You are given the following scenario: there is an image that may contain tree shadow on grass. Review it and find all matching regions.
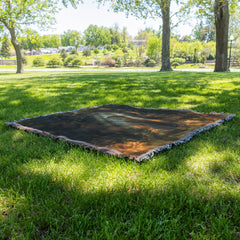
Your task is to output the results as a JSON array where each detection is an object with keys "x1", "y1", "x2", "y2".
[
  {"x1": 0, "y1": 137, "x2": 240, "y2": 239},
  {"x1": 1, "y1": 71, "x2": 240, "y2": 239},
  {"x1": 1, "y1": 71, "x2": 239, "y2": 171}
]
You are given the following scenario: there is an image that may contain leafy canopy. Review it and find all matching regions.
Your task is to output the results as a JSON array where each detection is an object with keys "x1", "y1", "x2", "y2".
[{"x1": 0, "y1": 0, "x2": 61, "y2": 31}]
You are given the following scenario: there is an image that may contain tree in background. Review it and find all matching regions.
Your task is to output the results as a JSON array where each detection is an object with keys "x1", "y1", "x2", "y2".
[
  {"x1": 146, "y1": 36, "x2": 162, "y2": 63},
  {"x1": 96, "y1": 0, "x2": 180, "y2": 71},
  {"x1": 134, "y1": 28, "x2": 154, "y2": 43},
  {"x1": 121, "y1": 27, "x2": 129, "y2": 45},
  {"x1": 84, "y1": 25, "x2": 111, "y2": 47},
  {"x1": 193, "y1": 20, "x2": 215, "y2": 42},
  {"x1": 41, "y1": 34, "x2": 62, "y2": 48},
  {"x1": 0, "y1": 0, "x2": 83, "y2": 73},
  {"x1": 229, "y1": 5, "x2": 240, "y2": 41},
  {"x1": 1, "y1": 36, "x2": 11, "y2": 59},
  {"x1": 109, "y1": 24, "x2": 121, "y2": 46},
  {"x1": 0, "y1": 0, "x2": 61, "y2": 73},
  {"x1": 61, "y1": 30, "x2": 83, "y2": 49},
  {"x1": 188, "y1": 0, "x2": 239, "y2": 72},
  {"x1": 21, "y1": 29, "x2": 42, "y2": 51}
]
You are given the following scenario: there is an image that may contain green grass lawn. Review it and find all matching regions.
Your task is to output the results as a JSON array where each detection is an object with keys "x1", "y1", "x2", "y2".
[{"x1": 0, "y1": 71, "x2": 239, "y2": 239}]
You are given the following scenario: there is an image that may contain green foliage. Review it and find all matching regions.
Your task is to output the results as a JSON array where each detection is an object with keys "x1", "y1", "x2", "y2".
[
  {"x1": 60, "y1": 49, "x2": 68, "y2": 60},
  {"x1": 64, "y1": 55, "x2": 83, "y2": 67},
  {"x1": 84, "y1": 25, "x2": 111, "y2": 47},
  {"x1": 193, "y1": 21, "x2": 215, "y2": 42},
  {"x1": 144, "y1": 58, "x2": 156, "y2": 67},
  {"x1": 93, "y1": 48, "x2": 100, "y2": 54},
  {"x1": 103, "y1": 49, "x2": 108, "y2": 55},
  {"x1": 122, "y1": 47, "x2": 128, "y2": 53},
  {"x1": 82, "y1": 49, "x2": 91, "y2": 57},
  {"x1": 112, "y1": 43, "x2": 119, "y2": 51},
  {"x1": 112, "y1": 55, "x2": 123, "y2": 67},
  {"x1": 64, "y1": 55, "x2": 76, "y2": 66},
  {"x1": 146, "y1": 36, "x2": 161, "y2": 63},
  {"x1": 109, "y1": 24, "x2": 121, "y2": 45},
  {"x1": 71, "y1": 57, "x2": 83, "y2": 67},
  {"x1": 170, "y1": 58, "x2": 186, "y2": 65},
  {"x1": 94, "y1": 58, "x2": 101, "y2": 66},
  {"x1": 0, "y1": 1, "x2": 60, "y2": 32},
  {"x1": 33, "y1": 56, "x2": 45, "y2": 67},
  {"x1": 0, "y1": 72, "x2": 240, "y2": 239},
  {"x1": 133, "y1": 58, "x2": 144, "y2": 67},
  {"x1": 0, "y1": 37, "x2": 11, "y2": 59},
  {"x1": 61, "y1": 30, "x2": 83, "y2": 49},
  {"x1": 171, "y1": 62, "x2": 180, "y2": 68},
  {"x1": 19, "y1": 29, "x2": 42, "y2": 51},
  {"x1": 102, "y1": 57, "x2": 116, "y2": 67},
  {"x1": 22, "y1": 56, "x2": 28, "y2": 65},
  {"x1": 40, "y1": 34, "x2": 61, "y2": 48},
  {"x1": 47, "y1": 57, "x2": 63, "y2": 68},
  {"x1": 106, "y1": 44, "x2": 112, "y2": 51},
  {"x1": 114, "y1": 49, "x2": 124, "y2": 55},
  {"x1": 70, "y1": 48, "x2": 78, "y2": 55}
]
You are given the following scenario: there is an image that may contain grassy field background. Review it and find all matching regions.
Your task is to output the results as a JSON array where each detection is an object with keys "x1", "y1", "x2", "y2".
[{"x1": 0, "y1": 71, "x2": 239, "y2": 239}]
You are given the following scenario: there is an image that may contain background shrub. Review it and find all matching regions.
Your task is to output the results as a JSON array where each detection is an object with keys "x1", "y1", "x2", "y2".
[
  {"x1": 112, "y1": 55, "x2": 123, "y2": 67},
  {"x1": 64, "y1": 56, "x2": 75, "y2": 66},
  {"x1": 47, "y1": 57, "x2": 63, "y2": 68},
  {"x1": 94, "y1": 58, "x2": 101, "y2": 66},
  {"x1": 170, "y1": 58, "x2": 185, "y2": 65},
  {"x1": 22, "y1": 56, "x2": 28, "y2": 65},
  {"x1": 70, "y1": 48, "x2": 78, "y2": 55},
  {"x1": 102, "y1": 57, "x2": 116, "y2": 67},
  {"x1": 144, "y1": 58, "x2": 156, "y2": 67},
  {"x1": 71, "y1": 57, "x2": 83, "y2": 67},
  {"x1": 93, "y1": 48, "x2": 99, "y2": 54},
  {"x1": 60, "y1": 49, "x2": 68, "y2": 60},
  {"x1": 133, "y1": 58, "x2": 143, "y2": 67},
  {"x1": 33, "y1": 56, "x2": 45, "y2": 67},
  {"x1": 82, "y1": 49, "x2": 91, "y2": 57},
  {"x1": 171, "y1": 62, "x2": 180, "y2": 68}
]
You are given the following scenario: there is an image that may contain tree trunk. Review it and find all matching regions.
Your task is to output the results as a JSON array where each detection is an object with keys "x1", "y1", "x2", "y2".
[
  {"x1": 160, "y1": 0, "x2": 172, "y2": 71},
  {"x1": 9, "y1": 27, "x2": 24, "y2": 73},
  {"x1": 214, "y1": 0, "x2": 229, "y2": 72}
]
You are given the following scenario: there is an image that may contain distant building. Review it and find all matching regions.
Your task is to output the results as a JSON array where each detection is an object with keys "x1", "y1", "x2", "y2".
[
  {"x1": 39, "y1": 48, "x2": 58, "y2": 54},
  {"x1": 58, "y1": 46, "x2": 75, "y2": 53},
  {"x1": 132, "y1": 40, "x2": 147, "y2": 47}
]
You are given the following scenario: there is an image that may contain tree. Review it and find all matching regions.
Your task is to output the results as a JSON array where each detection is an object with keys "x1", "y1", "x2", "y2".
[
  {"x1": 109, "y1": 24, "x2": 121, "y2": 45},
  {"x1": 84, "y1": 25, "x2": 111, "y2": 47},
  {"x1": 1, "y1": 36, "x2": 11, "y2": 59},
  {"x1": 0, "y1": 0, "x2": 82, "y2": 73},
  {"x1": 40, "y1": 34, "x2": 61, "y2": 48},
  {"x1": 188, "y1": 0, "x2": 239, "y2": 72},
  {"x1": 20, "y1": 29, "x2": 42, "y2": 51},
  {"x1": 146, "y1": 36, "x2": 162, "y2": 63},
  {"x1": 121, "y1": 27, "x2": 129, "y2": 44},
  {"x1": 193, "y1": 21, "x2": 215, "y2": 42},
  {"x1": 134, "y1": 28, "x2": 154, "y2": 44},
  {"x1": 96, "y1": 0, "x2": 177, "y2": 71},
  {"x1": 229, "y1": 5, "x2": 240, "y2": 40},
  {"x1": 61, "y1": 30, "x2": 83, "y2": 49},
  {"x1": 214, "y1": 0, "x2": 229, "y2": 71}
]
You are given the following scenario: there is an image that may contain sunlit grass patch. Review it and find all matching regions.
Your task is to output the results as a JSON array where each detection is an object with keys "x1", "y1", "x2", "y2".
[{"x1": 0, "y1": 71, "x2": 239, "y2": 239}]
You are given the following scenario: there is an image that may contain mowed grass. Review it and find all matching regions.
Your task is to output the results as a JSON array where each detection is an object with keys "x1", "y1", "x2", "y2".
[{"x1": 0, "y1": 71, "x2": 239, "y2": 239}]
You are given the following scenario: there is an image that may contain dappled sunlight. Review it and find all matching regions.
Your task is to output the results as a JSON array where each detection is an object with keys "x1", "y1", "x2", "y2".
[{"x1": 0, "y1": 71, "x2": 239, "y2": 239}]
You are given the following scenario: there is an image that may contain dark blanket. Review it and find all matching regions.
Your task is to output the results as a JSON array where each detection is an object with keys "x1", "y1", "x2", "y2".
[{"x1": 5, "y1": 104, "x2": 235, "y2": 162}]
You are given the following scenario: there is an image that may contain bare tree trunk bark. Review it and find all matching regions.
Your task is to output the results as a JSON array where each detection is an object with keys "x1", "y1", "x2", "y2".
[
  {"x1": 9, "y1": 27, "x2": 24, "y2": 73},
  {"x1": 160, "y1": 0, "x2": 172, "y2": 71},
  {"x1": 214, "y1": 0, "x2": 229, "y2": 72}
]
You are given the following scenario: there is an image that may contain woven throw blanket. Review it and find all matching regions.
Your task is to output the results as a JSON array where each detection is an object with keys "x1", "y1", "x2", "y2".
[{"x1": 5, "y1": 104, "x2": 235, "y2": 162}]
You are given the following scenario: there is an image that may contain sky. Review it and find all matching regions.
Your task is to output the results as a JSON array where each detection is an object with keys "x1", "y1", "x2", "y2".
[{"x1": 40, "y1": 1, "x2": 195, "y2": 37}]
